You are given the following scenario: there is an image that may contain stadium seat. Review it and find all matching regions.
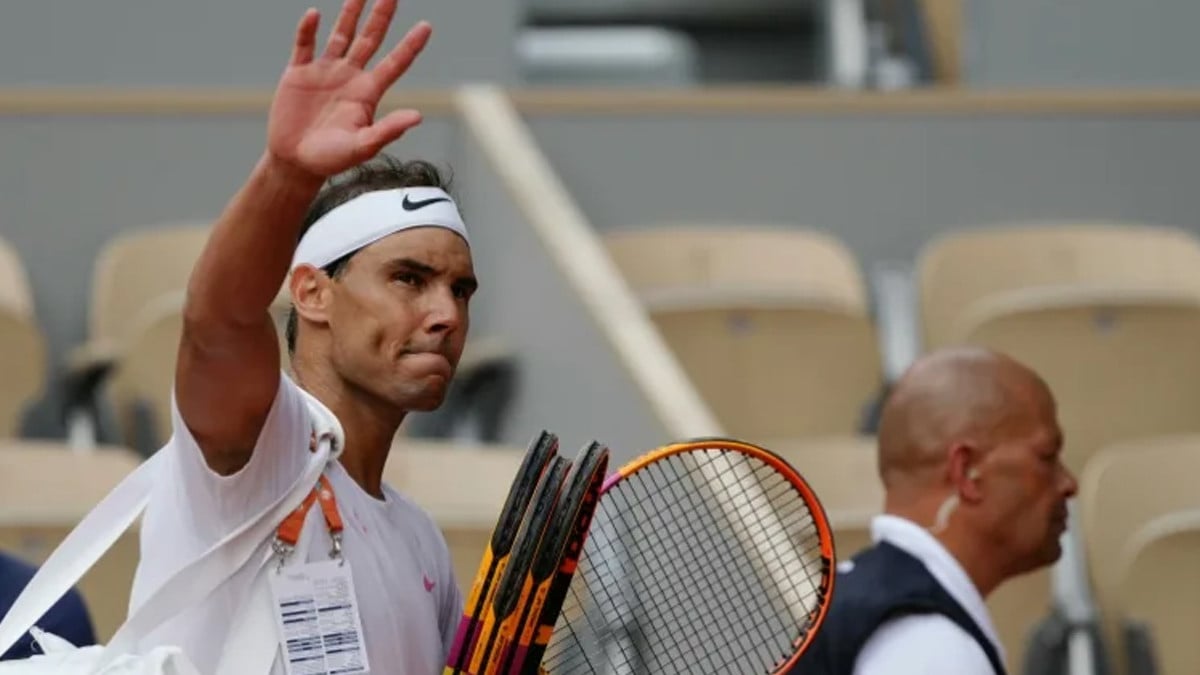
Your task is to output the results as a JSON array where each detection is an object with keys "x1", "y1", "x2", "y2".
[
  {"x1": 604, "y1": 226, "x2": 883, "y2": 441},
  {"x1": 65, "y1": 225, "x2": 293, "y2": 453},
  {"x1": 97, "y1": 290, "x2": 293, "y2": 455},
  {"x1": 917, "y1": 221, "x2": 1200, "y2": 350},
  {"x1": 0, "y1": 236, "x2": 47, "y2": 438},
  {"x1": 0, "y1": 440, "x2": 143, "y2": 641},
  {"x1": 1079, "y1": 435, "x2": 1200, "y2": 674},
  {"x1": 1114, "y1": 510, "x2": 1200, "y2": 675},
  {"x1": 64, "y1": 225, "x2": 212, "y2": 448},
  {"x1": 769, "y1": 434, "x2": 1049, "y2": 673},
  {"x1": 953, "y1": 285, "x2": 1200, "y2": 475}
]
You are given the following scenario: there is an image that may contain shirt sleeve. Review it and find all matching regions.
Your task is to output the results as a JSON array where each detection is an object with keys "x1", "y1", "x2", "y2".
[
  {"x1": 853, "y1": 614, "x2": 998, "y2": 675},
  {"x1": 131, "y1": 373, "x2": 314, "y2": 608}
]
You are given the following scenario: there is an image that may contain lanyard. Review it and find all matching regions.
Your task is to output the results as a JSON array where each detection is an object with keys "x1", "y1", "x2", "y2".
[{"x1": 273, "y1": 474, "x2": 345, "y2": 567}]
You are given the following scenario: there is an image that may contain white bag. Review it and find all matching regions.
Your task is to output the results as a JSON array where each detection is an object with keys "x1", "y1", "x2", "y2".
[{"x1": 0, "y1": 391, "x2": 343, "y2": 675}]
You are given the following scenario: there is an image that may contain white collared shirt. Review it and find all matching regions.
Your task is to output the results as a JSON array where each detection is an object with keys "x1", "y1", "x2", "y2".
[{"x1": 849, "y1": 514, "x2": 1005, "y2": 675}]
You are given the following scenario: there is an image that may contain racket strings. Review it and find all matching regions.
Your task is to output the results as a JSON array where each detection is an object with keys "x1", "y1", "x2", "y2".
[
  {"x1": 640, "y1": 454, "x2": 821, "y2": 673},
  {"x1": 543, "y1": 449, "x2": 828, "y2": 675},
  {"x1": 637, "y1": 461, "x2": 799, "y2": 672}
]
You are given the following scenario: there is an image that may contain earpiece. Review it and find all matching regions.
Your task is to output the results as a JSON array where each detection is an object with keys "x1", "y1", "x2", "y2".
[{"x1": 967, "y1": 467, "x2": 981, "y2": 481}]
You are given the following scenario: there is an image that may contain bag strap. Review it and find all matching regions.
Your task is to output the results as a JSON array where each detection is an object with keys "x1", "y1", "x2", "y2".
[
  {"x1": 0, "y1": 450, "x2": 163, "y2": 657},
  {"x1": 93, "y1": 420, "x2": 338, "y2": 671}
]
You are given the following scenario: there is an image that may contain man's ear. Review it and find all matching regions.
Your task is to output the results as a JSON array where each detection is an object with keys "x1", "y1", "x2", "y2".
[
  {"x1": 289, "y1": 265, "x2": 334, "y2": 327},
  {"x1": 948, "y1": 441, "x2": 985, "y2": 504}
]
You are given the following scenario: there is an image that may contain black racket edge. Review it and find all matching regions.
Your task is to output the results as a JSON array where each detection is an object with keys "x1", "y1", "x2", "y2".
[
  {"x1": 529, "y1": 442, "x2": 610, "y2": 582},
  {"x1": 514, "y1": 441, "x2": 610, "y2": 675},
  {"x1": 494, "y1": 430, "x2": 561, "y2": 554},
  {"x1": 495, "y1": 446, "x2": 601, "y2": 675},
  {"x1": 477, "y1": 456, "x2": 572, "y2": 672},
  {"x1": 451, "y1": 430, "x2": 558, "y2": 673},
  {"x1": 492, "y1": 455, "x2": 572, "y2": 618}
]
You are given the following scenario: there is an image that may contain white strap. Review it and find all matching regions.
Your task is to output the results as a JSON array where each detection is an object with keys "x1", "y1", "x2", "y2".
[
  {"x1": 93, "y1": 434, "x2": 333, "y2": 672},
  {"x1": 0, "y1": 451, "x2": 162, "y2": 657},
  {"x1": 0, "y1": 384, "x2": 345, "y2": 673}
]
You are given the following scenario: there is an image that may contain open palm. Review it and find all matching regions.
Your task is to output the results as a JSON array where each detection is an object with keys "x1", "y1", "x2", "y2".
[{"x1": 268, "y1": 0, "x2": 431, "y2": 179}]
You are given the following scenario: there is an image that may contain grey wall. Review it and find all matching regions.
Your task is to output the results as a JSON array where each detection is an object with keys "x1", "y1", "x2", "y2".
[
  {"x1": 0, "y1": 113, "x2": 456, "y2": 370},
  {"x1": 0, "y1": 0, "x2": 517, "y2": 87},
  {"x1": 450, "y1": 126, "x2": 671, "y2": 462},
  {"x1": 526, "y1": 112, "x2": 1200, "y2": 270},
  {"x1": 966, "y1": 0, "x2": 1200, "y2": 87}
]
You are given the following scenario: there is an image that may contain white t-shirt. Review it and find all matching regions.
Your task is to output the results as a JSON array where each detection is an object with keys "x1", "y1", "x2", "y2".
[{"x1": 128, "y1": 374, "x2": 463, "y2": 675}]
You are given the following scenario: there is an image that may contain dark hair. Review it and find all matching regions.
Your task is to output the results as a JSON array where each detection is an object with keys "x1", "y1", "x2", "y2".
[{"x1": 285, "y1": 155, "x2": 455, "y2": 355}]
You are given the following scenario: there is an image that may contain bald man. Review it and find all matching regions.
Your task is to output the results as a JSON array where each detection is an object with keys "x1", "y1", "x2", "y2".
[{"x1": 795, "y1": 347, "x2": 1077, "y2": 675}]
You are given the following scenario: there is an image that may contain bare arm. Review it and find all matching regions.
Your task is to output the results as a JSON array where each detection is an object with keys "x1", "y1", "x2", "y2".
[{"x1": 177, "y1": 0, "x2": 432, "y2": 475}]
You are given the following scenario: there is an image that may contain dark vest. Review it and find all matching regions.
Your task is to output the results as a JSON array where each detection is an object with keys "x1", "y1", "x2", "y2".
[{"x1": 792, "y1": 541, "x2": 1006, "y2": 675}]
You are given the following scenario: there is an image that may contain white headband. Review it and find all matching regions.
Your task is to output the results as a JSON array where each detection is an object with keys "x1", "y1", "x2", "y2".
[{"x1": 291, "y1": 187, "x2": 470, "y2": 270}]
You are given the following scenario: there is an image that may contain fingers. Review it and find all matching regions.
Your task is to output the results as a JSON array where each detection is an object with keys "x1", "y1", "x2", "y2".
[
  {"x1": 289, "y1": 8, "x2": 320, "y2": 66},
  {"x1": 346, "y1": 0, "x2": 398, "y2": 67},
  {"x1": 369, "y1": 21, "x2": 432, "y2": 95},
  {"x1": 322, "y1": 0, "x2": 366, "y2": 59},
  {"x1": 357, "y1": 108, "x2": 423, "y2": 157}
]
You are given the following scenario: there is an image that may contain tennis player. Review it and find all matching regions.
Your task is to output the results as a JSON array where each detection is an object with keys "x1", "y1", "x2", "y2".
[
  {"x1": 796, "y1": 347, "x2": 1077, "y2": 675},
  {"x1": 126, "y1": 2, "x2": 472, "y2": 673}
]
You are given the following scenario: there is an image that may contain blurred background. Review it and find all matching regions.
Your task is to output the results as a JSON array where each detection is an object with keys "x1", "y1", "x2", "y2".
[{"x1": 3, "y1": 0, "x2": 1200, "y2": 673}]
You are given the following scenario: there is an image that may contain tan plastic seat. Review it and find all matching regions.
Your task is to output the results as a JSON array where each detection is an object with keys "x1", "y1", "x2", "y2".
[
  {"x1": 605, "y1": 226, "x2": 882, "y2": 440},
  {"x1": 1114, "y1": 510, "x2": 1200, "y2": 675},
  {"x1": 918, "y1": 222, "x2": 1200, "y2": 350},
  {"x1": 953, "y1": 286, "x2": 1200, "y2": 474},
  {"x1": 85, "y1": 225, "x2": 213, "y2": 358},
  {"x1": 1079, "y1": 435, "x2": 1200, "y2": 674},
  {"x1": 73, "y1": 225, "x2": 297, "y2": 449},
  {"x1": 0, "y1": 440, "x2": 143, "y2": 640},
  {"x1": 0, "y1": 236, "x2": 47, "y2": 437},
  {"x1": 768, "y1": 434, "x2": 1048, "y2": 672},
  {"x1": 104, "y1": 291, "x2": 291, "y2": 449}
]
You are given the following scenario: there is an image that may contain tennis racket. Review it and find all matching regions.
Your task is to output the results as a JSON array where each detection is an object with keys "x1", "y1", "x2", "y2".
[
  {"x1": 445, "y1": 431, "x2": 560, "y2": 675},
  {"x1": 473, "y1": 455, "x2": 572, "y2": 675},
  {"x1": 540, "y1": 437, "x2": 836, "y2": 675},
  {"x1": 500, "y1": 441, "x2": 610, "y2": 675}
]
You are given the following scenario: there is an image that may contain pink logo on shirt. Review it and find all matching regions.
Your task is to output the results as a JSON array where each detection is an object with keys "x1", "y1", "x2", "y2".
[{"x1": 423, "y1": 575, "x2": 436, "y2": 592}]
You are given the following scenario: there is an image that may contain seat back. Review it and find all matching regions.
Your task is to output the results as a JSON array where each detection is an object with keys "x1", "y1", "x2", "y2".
[
  {"x1": 1079, "y1": 435, "x2": 1200, "y2": 671},
  {"x1": 90, "y1": 225, "x2": 212, "y2": 346},
  {"x1": 0, "y1": 236, "x2": 47, "y2": 437},
  {"x1": 1115, "y1": 510, "x2": 1200, "y2": 675},
  {"x1": 957, "y1": 287, "x2": 1200, "y2": 474},
  {"x1": 106, "y1": 292, "x2": 292, "y2": 451},
  {"x1": 606, "y1": 227, "x2": 882, "y2": 439},
  {"x1": 919, "y1": 222, "x2": 1200, "y2": 349}
]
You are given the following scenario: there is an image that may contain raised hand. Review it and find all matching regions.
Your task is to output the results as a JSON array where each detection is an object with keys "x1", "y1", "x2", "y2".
[{"x1": 267, "y1": 0, "x2": 432, "y2": 181}]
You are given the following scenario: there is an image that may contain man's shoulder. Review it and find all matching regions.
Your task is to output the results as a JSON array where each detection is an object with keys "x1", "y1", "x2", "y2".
[{"x1": 856, "y1": 614, "x2": 993, "y2": 673}]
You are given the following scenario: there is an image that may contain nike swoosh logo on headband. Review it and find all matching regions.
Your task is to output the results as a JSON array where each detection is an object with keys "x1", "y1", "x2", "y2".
[{"x1": 402, "y1": 195, "x2": 451, "y2": 211}]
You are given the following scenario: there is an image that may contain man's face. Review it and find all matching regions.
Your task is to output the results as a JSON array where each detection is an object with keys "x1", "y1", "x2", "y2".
[
  {"x1": 973, "y1": 382, "x2": 1078, "y2": 575},
  {"x1": 325, "y1": 226, "x2": 476, "y2": 411}
]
